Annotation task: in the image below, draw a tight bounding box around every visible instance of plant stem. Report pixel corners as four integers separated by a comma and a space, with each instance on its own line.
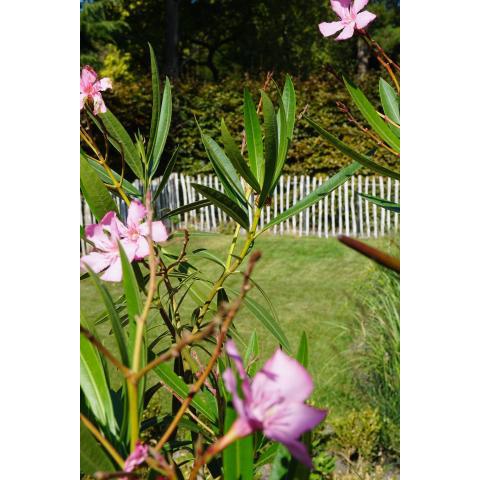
129, 193, 157, 450
153, 251, 261, 454
80, 413, 125, 469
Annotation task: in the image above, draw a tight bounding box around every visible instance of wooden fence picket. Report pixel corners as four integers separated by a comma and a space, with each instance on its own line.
80, 174, 399, 250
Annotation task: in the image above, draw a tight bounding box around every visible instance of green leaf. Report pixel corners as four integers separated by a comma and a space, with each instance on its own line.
358, 192, 400, 213
159, 199, 211, 220
84, 265, 130, 366
282, 75, 296, 140
148, 75, 172, 178
99, 110, 144, 179
258, 91, 278, 206
244, 89, 264, 181
221, 119, 261, 193
223, 405, 254, 480
85, 154, 141, 198
80, 152, 118, 221
305, 116, 400, 180
344, 76, 400, 152
146, 43, 160, 160
201, 133, 246, 206
80, 312, 118, 436
273, 92, 288, 188
80, 421, 116, 474
225, 287, 290, 352
153, 363, 218, 422
262, 161, 362, 232
153, 145, 179, 202
244, 331, 259, 376
256, 443, 279, 467
379, 78, 400, 138
191, 183, 250, 230
296, 331, 308, 368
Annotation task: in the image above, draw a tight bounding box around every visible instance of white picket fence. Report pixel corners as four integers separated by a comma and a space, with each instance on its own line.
80, 173, 399, 254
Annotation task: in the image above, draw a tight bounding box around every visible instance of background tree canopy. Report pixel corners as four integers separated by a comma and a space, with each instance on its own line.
80, 0, 399, 177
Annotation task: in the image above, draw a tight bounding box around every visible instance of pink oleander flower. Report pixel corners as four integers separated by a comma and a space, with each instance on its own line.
121, 442, 149, 480
80, 211, 136, 282
80, 65, 112, 115
319, 0, 376, 41
222, 341, 327, 468
114, 200, 169, 260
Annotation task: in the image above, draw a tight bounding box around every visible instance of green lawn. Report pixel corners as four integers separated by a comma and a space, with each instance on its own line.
80, 233, 398, 415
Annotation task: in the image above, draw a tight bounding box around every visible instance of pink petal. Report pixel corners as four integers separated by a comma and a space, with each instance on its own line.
151, 221, 168, 242
85, 224, 111, 250
225, 341, 248, 380
353, 0, 369, 14
98, 77, 112, 91
330, 0, 351, 19
119, 238, 138, 262
81, 66, 97, 90
265, 403, 327, 440
127, 200, 147, 228
335, 23, 355, 40
319, 21, 345, 37
100, 256, 122, 282
223, 368, 251, 423
251, 349, 313, 403
124, 442, 149, 472
80, 251, 111, 274
92, 93, 107, 115
355, 10, 376, 29
138, 220, 169, 243
80, 93, 87, 110
278, 439, 313, 468
134, 236, 150, 260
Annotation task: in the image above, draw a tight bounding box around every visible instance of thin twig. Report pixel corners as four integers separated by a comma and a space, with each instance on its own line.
336, 101, 399, 157
154, 252, 262, 453
133, 321, 219, 381
80, 326, 131, 377
80, 413, 125, 469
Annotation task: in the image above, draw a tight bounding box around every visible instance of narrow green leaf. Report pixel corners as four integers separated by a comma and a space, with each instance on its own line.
305, 116, 400, 180
344, 76, 400, 152
358, 192, 400, 213
80, 312, 118, 435
256, 443, 279, 467
159, 199, 211, 220
225, 287, 290, 352
153, 145, 179, 202
80, 152, 118, 221
258, 91, 278, 206
153, 363, 217, 422
80, 421, 116, 474
149, 77, 172, 178
84, 265, 130, 366
146, 43, 160, 160
244, 89, 263, 181
379, 78, 400, 138
296, 331, 308, 368
223, 405, 254, 480
191, 183, 250, 230
245, 331, 259, 376
262, 161, 362, 232
221, 119, 261, 193
273, 92, 288, 188
282, 75, 296, 140
99, 110, 144, 179
85, 155, 141, 198
202, 134, 246, 205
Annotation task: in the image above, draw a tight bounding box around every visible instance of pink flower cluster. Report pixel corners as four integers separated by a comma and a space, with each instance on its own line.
81, 200, 168, 282
319, 0, 376, 41
223, 341, 327, 468
80, 66, 112, 115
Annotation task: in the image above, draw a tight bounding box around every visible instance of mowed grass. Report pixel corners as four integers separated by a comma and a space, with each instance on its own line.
80, 232, 399, 416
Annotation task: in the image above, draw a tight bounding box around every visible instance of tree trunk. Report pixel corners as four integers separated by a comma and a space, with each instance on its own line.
356, 36, 369, 77
165, 0, 180, 78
